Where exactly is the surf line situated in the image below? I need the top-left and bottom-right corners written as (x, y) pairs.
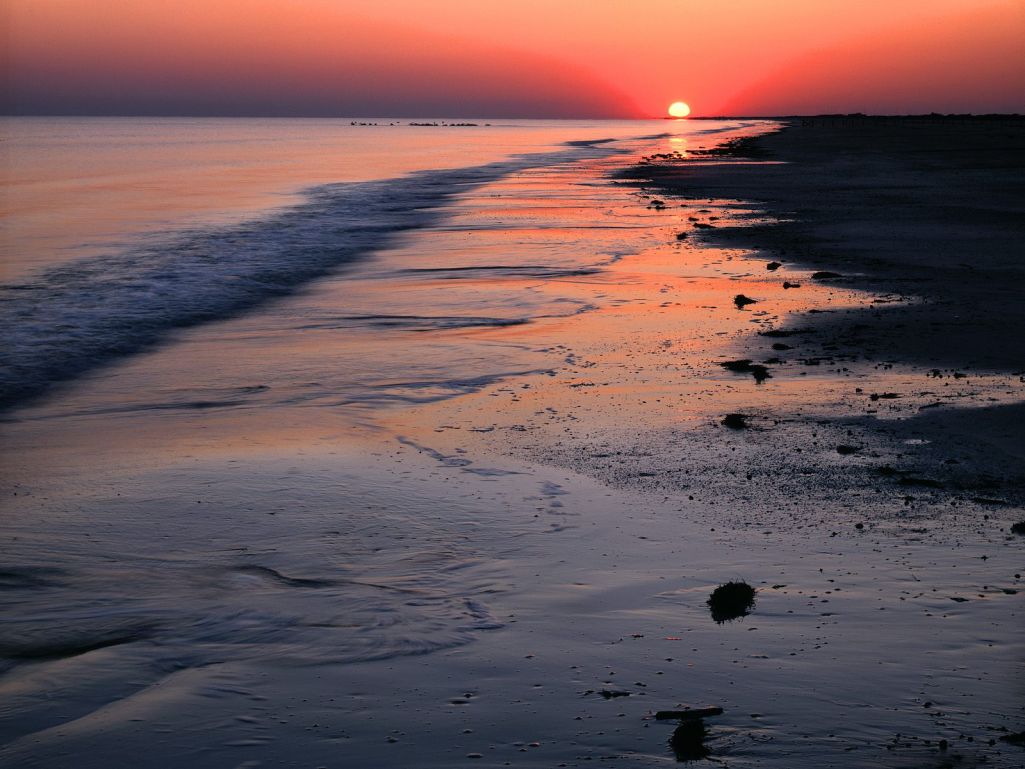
top-left (0, 141), bottom-right (627, 411)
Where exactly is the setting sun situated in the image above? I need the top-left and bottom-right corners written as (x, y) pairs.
top-left (668, 101), bottom-right (691, 118)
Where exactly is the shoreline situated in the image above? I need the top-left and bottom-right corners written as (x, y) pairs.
top-left (2, 119), bottom-right (1023, 767)
top-left (606, 118), bottom-right (1025, 510)
top-left (381, 118), bottom-right (1025, 763)
top-left (623, 117), bottom-right (1025, 372)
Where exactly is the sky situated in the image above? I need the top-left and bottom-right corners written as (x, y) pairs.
top-left (3, 0), bottom-right (1023, 117)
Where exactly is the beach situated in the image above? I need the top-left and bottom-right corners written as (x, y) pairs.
top-left (1, 117), bottom-right (1023, 768)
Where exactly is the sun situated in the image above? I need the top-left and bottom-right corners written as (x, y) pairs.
top-left (668, 101), bottom-right (691, 118)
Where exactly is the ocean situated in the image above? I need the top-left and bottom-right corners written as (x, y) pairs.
top-left (0, 116), bottom-right (761, 675)
top-left (1, 117), bottom-right (757, 412)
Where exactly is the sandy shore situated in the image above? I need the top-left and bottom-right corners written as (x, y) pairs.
top-left (2, 119), bottom-right (1023, 768)
top-left (604, 116), bottom-right (1025, 514)
top-left (391, 117), bottom-right (1025, 765)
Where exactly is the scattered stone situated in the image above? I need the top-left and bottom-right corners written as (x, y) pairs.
top-left (675, 232), bottom-right (688, 241)
top-left (721, 359), bottom-right (752, 372)
top-left (766, 261), bottom-right (782, 271)
top-left (855, 522), bottom-right (865, 530)
top-left (693, 222), bottom-right (713, 229)
top-left (656, 707), bottom-right (724, 721)
top-left (836, 445), bottom-right (861, 455)
top-left (721, 414), bottom-right (749, 430)
top-left (898, 477), bottom-right (944, 489)
top-left (811, 271), bottom-right (842, 279)
top-left (999, 731), bottom-right (1025, 745)
top-left (782, 281), bottom-right (801, 288)
top-left (748, 364), bottom-right (771, 383)
top-left (1010, 521), bottom-right (1025, 535)
top-left (720, 359), bottom-right (771, 384)
top-left (733, 294), bottom-right (757, 308)
top-left (669, 720), bottom-right (709, 761)
top-left (707, 581), bottom-right (756, 623)
top-left (601, 689), bottom-right (631, 699)
top-left (771, 343), bottom-right (793, 350)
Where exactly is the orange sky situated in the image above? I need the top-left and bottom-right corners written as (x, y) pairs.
top-left (4, 0), bottom-right (1023, 116)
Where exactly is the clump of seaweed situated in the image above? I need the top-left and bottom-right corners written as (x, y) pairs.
top-left (720, 359), bottom-right (772, 384)
top-left (669, 719), bottom-right (709, 761)
top-left (733, 294), bottom-right (757, 308)
top-left (721, 413), bottom-right (748, 429)
top-left (707, 581), bottom-right (756, 623)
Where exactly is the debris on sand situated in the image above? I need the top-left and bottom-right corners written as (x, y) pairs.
top-left (707, 581), bottom-right (756, 623)
top-left (869, 392), bottom-right (901, 401)
top-left (601, 689), bottom-right (631, 699)
top-left (1011, 521), bottom-right (1025, 535)
top-left (999, 730), bottom-right (1025, 745)
top-left (720, 359), bottom-right (772, 383)
top-left (811, 271), bottom-right (842, 279)
top-left (733, 294), bottom-right (758, 308)
top-left (693, 222), bottom-right (714, 229)
top-left (657, 707), bottom-right (724, 761)
top-left (669, 720), bottom-right (709, 761)
top-left (898, 477), bottom-right (944, 489)
top-left (970, 497), bottom-right (1007, 506)
top-left (675, 232), bottom-right (688, 241)
top-left (748, 365), bottom-right (771, 384)
top-left (771, 343), bottom-right (793, 350)
top-left (656, 707), bottom-right (724, 721)
top-left (721, 413), bottom-right (748, 429)
top-left (766, 261), bottom-right (782, 270)
top-left (836, 445), bottom-right (861, 455)
top-left (782, 280), bottom-right (801, 289)
top-left (721, 359), bottom-right (753, 372)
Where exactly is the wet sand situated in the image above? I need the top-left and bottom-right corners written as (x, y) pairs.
top-left (607, 116), bottom-right (1025, 513)
top-left (2, 120), bottom-right (1023, 767)
top-left (382, 119), bottom-right (1025, 765)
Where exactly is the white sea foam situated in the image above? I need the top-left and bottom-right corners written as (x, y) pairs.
top-left (0, 142), bottom-right (622, 410)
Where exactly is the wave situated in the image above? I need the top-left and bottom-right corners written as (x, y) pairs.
top-left (0, 141), bottom-right (623, 412)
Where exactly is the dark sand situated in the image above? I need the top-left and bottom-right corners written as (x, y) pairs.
top-left (615, 117), bottom-right (1025, 508)
top-left (387, 117), bottom-right (1025, 766)
top-left (628, 117), bottom-right (1025, 371)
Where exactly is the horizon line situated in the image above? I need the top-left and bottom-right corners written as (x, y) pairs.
top-left (3, 112), bottom-right (1024, 121)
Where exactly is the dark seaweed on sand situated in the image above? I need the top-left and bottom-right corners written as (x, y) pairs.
top-left (707, 581), bottom-right (756, 623)
top-left (720, 359), bottom-right (772, 384)
top-left (721, 413), bottom-right (748, 429)
top-left (669, 719), bottom-right (709, 761)
top-left (733, 293), bottom-right (757, 307)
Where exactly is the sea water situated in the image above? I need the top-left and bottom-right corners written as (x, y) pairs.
top-left (1, 117), bottom-right (757, 410)
top-left (0, 116), bottom-right (762, 754)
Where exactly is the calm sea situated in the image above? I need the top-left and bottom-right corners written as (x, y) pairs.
top-left (0, 117), bottom-right (755, 410)
top-left (0, 114), bottom-right (764, 677)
